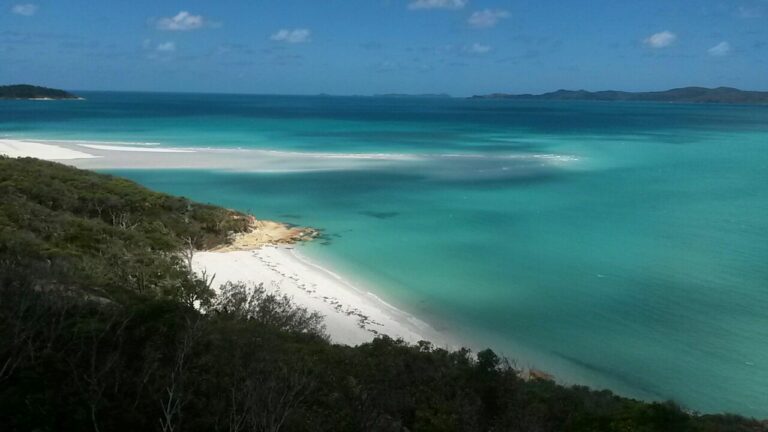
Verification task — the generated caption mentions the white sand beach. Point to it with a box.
[190,215,451,346]
[192,246,453,347]
[0,138,419,172]
[0,139,98,160]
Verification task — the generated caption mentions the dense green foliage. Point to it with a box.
[471,87,768,104]
[1,157,765,431]
[0,157,250,303]
[0,84,80,99]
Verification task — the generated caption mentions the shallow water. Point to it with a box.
[3,93,767,417]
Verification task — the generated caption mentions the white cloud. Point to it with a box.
[141,39,176,58]
[644,30,677,48]
[156,41,176,52]
[156,11,205,31]
[465,43,491,54]
[708,41,731,56]
[11,3,38,16]
[270,28,311,44]
[468,9,509,28]
[408,0,467,10]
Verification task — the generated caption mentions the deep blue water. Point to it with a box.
[2,92,767,417]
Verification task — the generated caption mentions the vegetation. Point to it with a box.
[0,84,80,100]
[1,157,765,431]
[470,87,768,104]
[0,157,250,303]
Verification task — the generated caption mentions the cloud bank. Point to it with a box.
[644,31,677,48]
[156,11,206,31]
[270,29,311,44]
[465,43,491,54]
[408,0,467,10]
[468,9,509,28]
[708,41,731,56]
[156,41,176,52]
[11,3,38,16]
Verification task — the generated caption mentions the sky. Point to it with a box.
[0,0,767,95]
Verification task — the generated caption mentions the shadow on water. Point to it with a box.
[358,211,400,219]
[551,351,668,402]
[315,231,344,247]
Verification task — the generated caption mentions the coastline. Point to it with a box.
[190,211,453,346]
[0,138,456,347]
[0,137,634,382]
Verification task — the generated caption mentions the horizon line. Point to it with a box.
[5,84,768,98]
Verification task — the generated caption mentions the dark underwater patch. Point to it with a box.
[359,211,400,219]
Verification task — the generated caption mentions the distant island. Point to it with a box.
[373,93,452,98]
[0,84,81,100]
[470,87,768,104]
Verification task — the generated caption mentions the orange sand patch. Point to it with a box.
[527,368,555,381]
[212,216,319,252]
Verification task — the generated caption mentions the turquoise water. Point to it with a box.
[2,93,767,417]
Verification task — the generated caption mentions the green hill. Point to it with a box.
[1,157,765,431]
[0,84,80,100]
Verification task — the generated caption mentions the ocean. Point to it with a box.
[2,92,767,417]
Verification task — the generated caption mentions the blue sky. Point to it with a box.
[1,0,766,95]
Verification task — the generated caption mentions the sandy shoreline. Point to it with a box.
[196,213,454,347]
[196,214,454,347]
[192,246,453,346]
